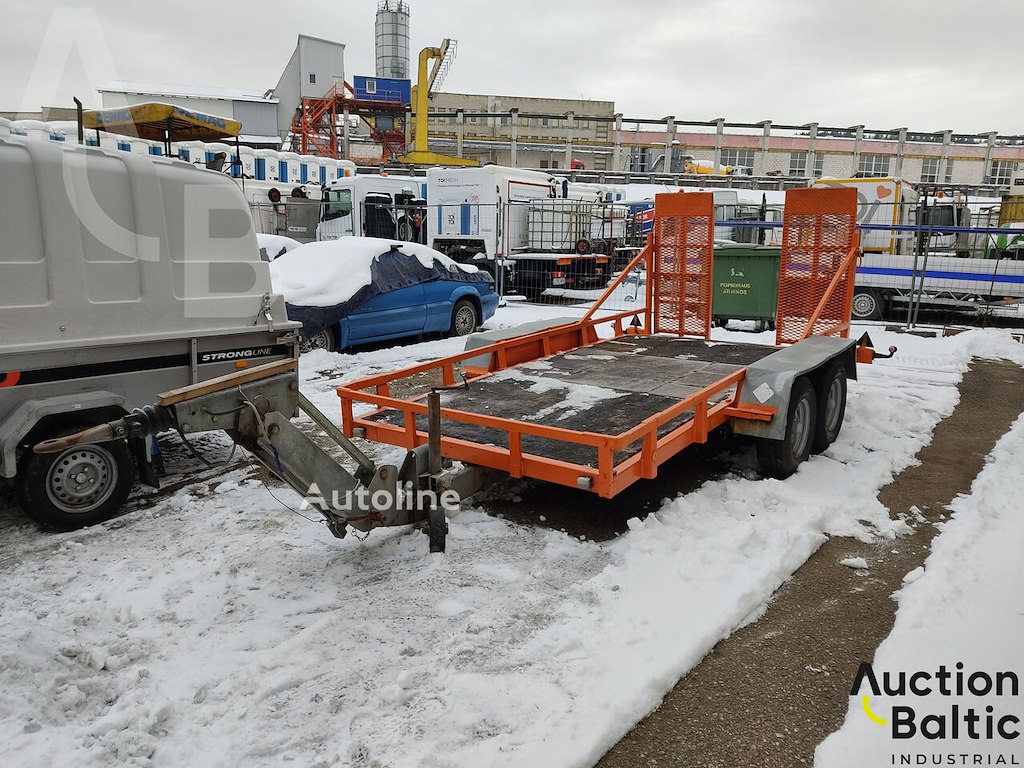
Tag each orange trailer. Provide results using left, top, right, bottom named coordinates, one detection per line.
left=335, top=187, right=879, bottom=516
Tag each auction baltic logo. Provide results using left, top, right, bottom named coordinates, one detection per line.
left=851, top=661, right=1020, bottom=765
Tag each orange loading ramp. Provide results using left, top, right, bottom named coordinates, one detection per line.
left=337, top=188, right=861, bottom=498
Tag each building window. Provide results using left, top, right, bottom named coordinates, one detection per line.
left=721, top=149, right=754, bottom=169
left=500, top=115, right=509, bottom=126
left=365, top=79, right=376, bottom=94
left=539, top=159, right=549, bottom=168
left=788, top=152, right=823, bottom=177
left=921, top=157, right=940, bottom=184
left=944, top=159, right=954, bottom=184
left=989, top=160, right=1015, bottom=186
left=857, top=154, right=891, bottom=178
left=309, top=73, right=317, bottom=84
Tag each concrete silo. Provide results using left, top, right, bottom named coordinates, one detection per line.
left=375, top=1, right=410, bottom=81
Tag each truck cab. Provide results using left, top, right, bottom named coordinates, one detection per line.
left=317, top=175, right=427, bottom=243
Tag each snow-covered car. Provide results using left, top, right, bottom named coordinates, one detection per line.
left=256, top=233, right=302, bottom=262
left=269, top=238, right=499, bottom=353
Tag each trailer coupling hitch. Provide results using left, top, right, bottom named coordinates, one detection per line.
left=33, top=405, right=174, bottom=454
left=856, top=332, right=897, bottom=362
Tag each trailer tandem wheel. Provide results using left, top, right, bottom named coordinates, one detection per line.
left=811, top=360, right=847, bottom=454
left=755, top=376, right=817, bottom=479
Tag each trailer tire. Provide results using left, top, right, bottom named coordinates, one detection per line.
left=755, top=376, right=816, bottom=479
left=851, top=288, right=883, bottom=321
left=812, top=361, right=847, bottom=453
left=428, top=506, right=448, bottom=553
left=16, top=435, right=134, bottom=531
left=450, top=299, right=479, bottom=337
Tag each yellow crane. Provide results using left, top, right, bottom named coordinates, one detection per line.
left=398, top=39, right=478, bottom=167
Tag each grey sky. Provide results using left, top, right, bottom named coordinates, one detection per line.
left=4, top=0, right=1019, bottom=134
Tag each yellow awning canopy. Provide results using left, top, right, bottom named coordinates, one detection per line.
left=82, top=102, right=242, bottom=142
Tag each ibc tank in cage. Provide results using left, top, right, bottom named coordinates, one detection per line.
left=375, top=1, right=410, bottom=80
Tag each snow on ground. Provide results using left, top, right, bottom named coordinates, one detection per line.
left=1, top=305, right=1023, bottom=767
left=816, top=412, right=1024, bottom=766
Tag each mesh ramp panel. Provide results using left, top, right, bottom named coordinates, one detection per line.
left=653, top=192, right=714, bottom=338
left=775, top=187, right=858, bottom=344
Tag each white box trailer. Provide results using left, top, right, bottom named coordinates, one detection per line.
left=814, top=177, right=921, bottom=254
left=0, top=138, right=298, bottom=530
left=426, top=165, right=557, bottom=262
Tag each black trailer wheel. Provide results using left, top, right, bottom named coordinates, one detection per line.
left=428, top=506, right=448, bottom=553
left=756, top=376, right=817, bottom=479
left=16, top=436, right=134, bottom=531
left=451, top=299, right=479, bottom=337
left=811, top=361, right=847, bottom=453
left=851, top=288, right=883, bottom=321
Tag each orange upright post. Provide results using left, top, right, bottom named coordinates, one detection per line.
left=652, top=192, right=714, bottom=338
left=775, top=187, right=859, bottom=344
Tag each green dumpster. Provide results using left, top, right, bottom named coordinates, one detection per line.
left=711, top=243, right=781, bottom=331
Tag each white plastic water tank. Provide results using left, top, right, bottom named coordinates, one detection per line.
left=254, top=149, right=280, bottom=181
left=278, top=151, right=301, bottom=184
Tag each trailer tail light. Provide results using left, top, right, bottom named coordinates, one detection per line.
left=556, top=258, right=572, bottom=266
left=551, top=270, right=566, bottom=286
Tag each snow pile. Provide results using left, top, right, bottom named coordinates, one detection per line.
left=0, top=321, right=1022, bottom=767
left=269, top=238, right=478, bottom=307
left=816, top=413, right=1024, bottom=766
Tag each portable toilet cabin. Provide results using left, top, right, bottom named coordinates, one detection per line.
left=236, top=145, right=256, bottom=178
left=147, top=140, right=164, bottom=157
left=278, top=151, right=301, bottom=185
left=45, top=123, right=67, bottom=142
left=204, top=141, right=232, bottom=171
left=12, top=120, right=51, bottom=142
left=339, top=159, right=357, bottom=179
left=255, top=149, right=279, bottom=181
left=299, top=155, right=322, bottom=186
left=128, top=137, right=150, bottom=155
left=175, top=140, right=202, bottom=164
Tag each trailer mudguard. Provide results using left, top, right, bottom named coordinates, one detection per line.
left=731, top=336, right=858, bottom=441
left=0, top=391, right=126, bottom=478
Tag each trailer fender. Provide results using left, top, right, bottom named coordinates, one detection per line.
left=732, top=337, right=858, bottom=441
left=0, top=392, right=127, bottom=479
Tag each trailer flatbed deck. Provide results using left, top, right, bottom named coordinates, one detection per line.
left=366, top=336, right=778, bottom=468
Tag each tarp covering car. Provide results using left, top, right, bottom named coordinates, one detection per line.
left=270, top=239, right=493, bottom=340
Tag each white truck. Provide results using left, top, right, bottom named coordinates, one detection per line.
left=814, top=177, right=1024, bottom=319
left=426, top=165, right=612, bottom=298
left=0, top=134, right=298, bottom=530
left=317, top=174, right=428, bottom=243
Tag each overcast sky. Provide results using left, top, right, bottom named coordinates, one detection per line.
left=4, top=0, right=1019, bottom=134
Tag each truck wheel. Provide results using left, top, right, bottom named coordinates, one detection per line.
left=812, top=361, right=847, bottom=453
left=299, top=327, right=336, bottom=353
left=16, top=437, right=134, bottom=530
left=755, top=377, right=817, bottom=479
left=851, top=288, right=883, bottom=321
left=450, top=299, right=479, bottom=337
